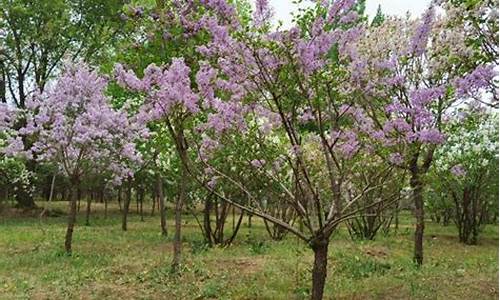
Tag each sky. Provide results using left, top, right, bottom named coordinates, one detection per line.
left=268, top=0, right=432, bottom=28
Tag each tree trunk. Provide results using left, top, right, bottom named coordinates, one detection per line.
left=311, top=238, right=329, bottom=300
left=157, top=174, right=167, bottom=236
left=77, top=186, right=82, bottom=212
left=122, top=178, right=132, bottom=231
left=64, top=180, right=78, bottom=254
left=85, top=193, right=92, bottom=226
left=118, top=186, right=122, bottom=211
left=104, top=196, right=108, bottom=219
left=411, top=169, right=425, bottom=266
left=151, top=187, right=156, bottom=216
left=171, top=162, right=186, bottom=273
left=40, top=173, right=56, bottom=218
left=139, top=187, right=144, bottom=222
left=203, top=194, right=213, bottom=246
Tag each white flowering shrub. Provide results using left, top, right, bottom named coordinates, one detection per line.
left=428, top=112, right=498, bottom=244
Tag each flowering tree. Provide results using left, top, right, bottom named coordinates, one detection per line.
left=114, top=57, right=200, bottom=271
left=7, top=63, right=147, bottom=253
left=348, top=4, right=498, bottom=265
left=430, top=112, right=498, bottom=244
left=182, top=1, right=399, bottom=298
left=0, top=104, right=33, bottom=203
left=110, top=0, right=240, bottom=272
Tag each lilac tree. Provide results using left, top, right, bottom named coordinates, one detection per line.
left=114, top=57, right=199, bottom=272
left=8, top=63, right=147, bottom=253
left=430, top=111, right=498, bottom=244
left=183, top=1, right=398, bottom=298
left=348, top=5, right=497, bottom=265
left=110, top=0, right=241, bottom=272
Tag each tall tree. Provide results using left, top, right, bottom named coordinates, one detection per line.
left=0, top=0, right=125, bottom=208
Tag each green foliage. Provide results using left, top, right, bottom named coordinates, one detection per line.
left=334, top=251, right=391, bottom=279
left=371, top=4, right=385, bottom=27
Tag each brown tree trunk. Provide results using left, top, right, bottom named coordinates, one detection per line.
left=151, top=187, right=156, bottom=216
left=411, top=168, right=425, bottom=266
left=104, top=196, right=108, bottom=219
left=40, top=173, right=56, bottom=218
left=171, top=161, right=186, bottom=273
left=85, top=192, right=92, bottom=226
left=139, top=187, right=144, bottom=222
left=157, top=174, right=167, bottom=236
left=122, top=178, right=132, bottom=231
left=203, top=194, right=213, bottom=246
left=311, top=238, right=329, bottom=300
left=118, top=186, right=122, bottom=211
left=64, top=180, right=78, bottom=254
left=77, top=186, right=81, bottom=212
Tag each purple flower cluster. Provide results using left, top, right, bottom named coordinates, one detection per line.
left=408, top=7, right=435, bottom=56
left=10, top=63, right=147, bottom=185
left=115, top=58, right=200, bottom=123
left=450, top=164, right=466, bottom=177
left=454, top=64, right=497, bottom=98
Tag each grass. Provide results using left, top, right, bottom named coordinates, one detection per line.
left=0, top=201, right=497, bottom=299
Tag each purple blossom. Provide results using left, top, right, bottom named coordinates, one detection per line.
left=454, top=64, right=497, bottom=98
left=250, top=159, right=266, bottom=168
left=254, top=0, right=274, bottom=27
left=14, top=63, right=147, bottom=184
left=298, top=110, right=315, bottom=123
left=389, top=153, right=404, bottom=166
left=327, top=0, right=356, bottom=24
left=115, top=59, right=200, bottom=120
left=408, top=7, right=435, bottom=56
left=450, top=164, right=466, bottom=177
left=417, top=128, right=445, bottom=144
left=410, top=87, right=445, bottom=107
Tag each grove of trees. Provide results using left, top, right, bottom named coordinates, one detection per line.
left=0, top=0, right=498, bottom=299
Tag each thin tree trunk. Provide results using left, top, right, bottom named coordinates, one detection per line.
left=311, top=238, right=329, bottom=300
left=232, top=205, right=235, bottom=230
left=171, top=162, right=186, bottom=273
left=40, top=173, right=56, bottom=218
left=157, top=174, right=167, bottom=236
left=77, top=186, right=81, bottom=212
left=203, top=194, right=213, bottom=246
left=104, top=196, right=108, bottom=219
left=136, top=186, right=140, bottom=213
left=64, top=180, right=78, bottom=254
left=85, top=192, right=92, bottom=226
left=151, top=187, right=156, bottom=216
left=122, top=178, right=132, bottom=231
left=139, top=187, right=144, bottom=222
left=118, top=186, right=122, bottom=211
left=411, top=169, right=425, bottom=266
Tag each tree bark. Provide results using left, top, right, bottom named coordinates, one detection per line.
left=151, top=187, right=156, bottom=216
left=411, top=169, right=425, bottom=266
left=64, top=180, right=78, bottom=254
left=118, top=186, right=122, bottom=211
left=40, top=173, right=56, bottom=218
left=311, top=238, right=329, bottom=300
left=171, top=161, right=187, bottom=273
left=85, top=192, right=92, bottom=226
left=139, top=187, right=144, bottom=222
left=122, top=178, right=132, bottom=231
left=77, top=186, right=81, bottom=212
left=203, top=194, right=213, bottom=246
left=157, top=174, right=167, bottom=236
left=104, top=196, right=108, bottom=219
